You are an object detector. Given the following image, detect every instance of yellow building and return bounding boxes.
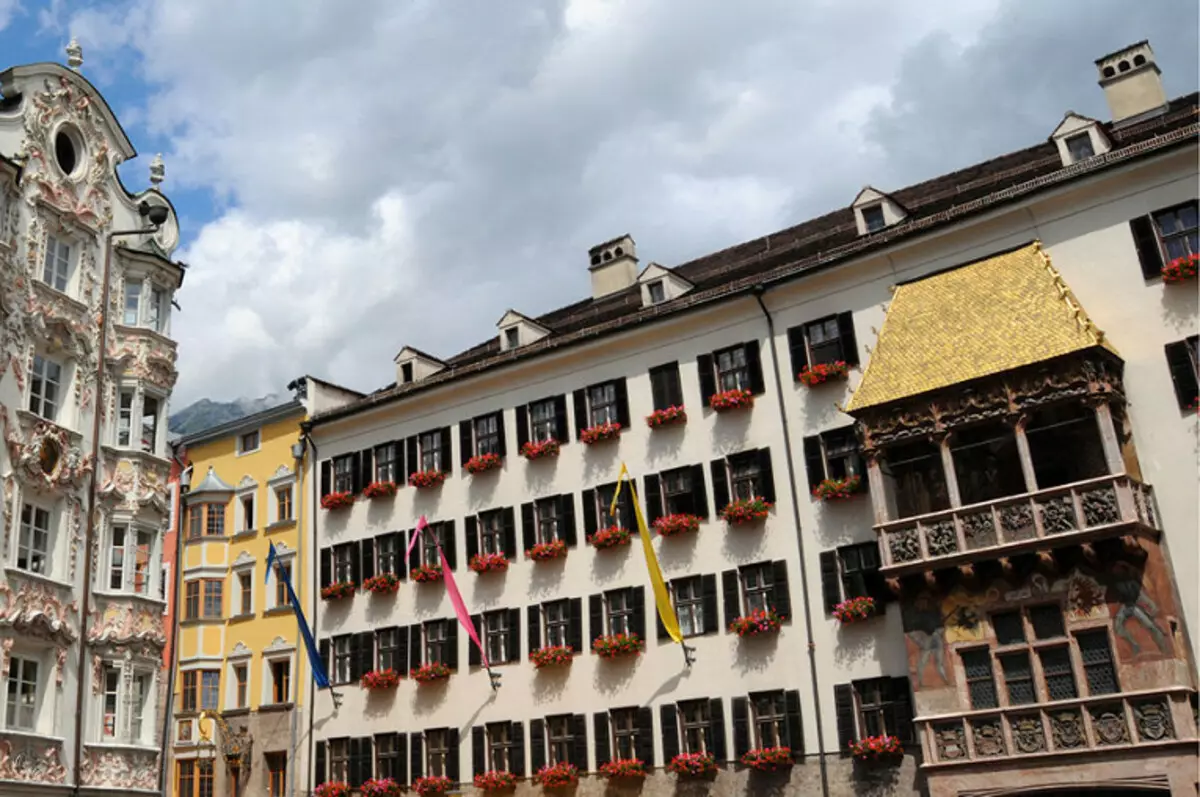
[170,400,309,797]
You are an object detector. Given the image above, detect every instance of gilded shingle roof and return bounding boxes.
[844,241,1115,412]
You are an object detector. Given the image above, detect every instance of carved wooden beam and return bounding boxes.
[1035,549,1058,572]
[886,576,903,596]
[997,557,1014,577]
[1121,534,1147,559]
[957,563,977,583]
[1080,543,1099,566]
[923,571,938,590]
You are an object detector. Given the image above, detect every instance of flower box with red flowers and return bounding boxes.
[362,481,397,499]
[588,525,631,550]
[668,751,717,777]
[363,572,400,595]
[1162,253,1199,283]
[409,469,446,489]
[599,758,646,779]
[592,633,643,659]
[412,775,454,797]
[464,452,503,475]
[473,770,518,792]
[314,783,351,797]
[709,388,754,413]
[526,539,567,562]
[721,497,772,525]
[410,662,451,683]
[653,513,701,537]
[360,668,401,691]
[797,360,849,387]
[410,564,444,583]
[320,581,356,601]
[534,762,579,788]
[320,491,355,511]
[530,644,574,669]
[833,596,877,624]
[850,734,903,762]
[581,421,622,445]
[646,405,687,429]
[813,475,863,502]
[740,745,793,771]
[361,778,403,797]
[520,438,560,461]
[469,553,510,574]
[729,607,784,637]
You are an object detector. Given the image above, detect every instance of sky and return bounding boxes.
[3,0,1197,408]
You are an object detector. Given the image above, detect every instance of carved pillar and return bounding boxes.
[865,450,889,525]
[937,432,962,508]
[1091,400,1125,476]
[1009,414,1039,493]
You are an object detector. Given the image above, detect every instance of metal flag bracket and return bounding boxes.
[330,689,344,710]
[487,670,503,691]
[682,643,697,668]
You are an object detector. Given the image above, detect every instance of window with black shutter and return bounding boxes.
[786,313,860,375]
[332,454,355,493]
[703,341,765,396]
[412,427,451,473]
[802,427,863,491]
[484,722,516,773]
[723,561,790,624]
[465,411,506,459]
[667,574,716,638]
[373,442,401,485]
[1151,200,1199,261]
[468,508,511,559]
[1165,336,1200,410]
[545,714,577,766]
[648,362,684,411]
[716,448,776,505]
[574,378,630,435]
[332,541,359,585]
[536,599,576,650]
[520,396,566,446]
[425,728,450,778]
[646,465,707,523]
[477,609,520,664]
[850,678,914,742]
[818,543,889,613]
[416,520,456,570]
[332,635,352,685]
[660,704,679,763]
[586,482,634,535]
[376,733,404,782]
[748,691,788,748]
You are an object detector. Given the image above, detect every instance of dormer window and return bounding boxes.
[401,362,414,383]
[851,187,906,236]
[647,280,666,305]
[862,205,886,233]
[505,328,519,350]
[1065,132,1095,162]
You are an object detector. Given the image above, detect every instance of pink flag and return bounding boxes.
[413,516,489,669]
[405,517,426,565]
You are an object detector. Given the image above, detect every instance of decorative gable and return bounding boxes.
[497,310,550,352]
[637,262,694,307]
[393,346,445,386]
[851,187,908,236]
[1050,112,1112,166]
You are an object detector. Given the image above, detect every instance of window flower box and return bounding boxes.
[410,564,444,583]
[409,469,446,489]
[813,475,863,502]
[599,758,646,779]
[412,775,454,797]
[520,438,560,460]
[588,525,631,549]
[315,783,351,797]
[360,668,401,691]
[410,662,451,683]
[833,596,877,624]
[721,497,772,525]
[469,552,510,574]
[653,513,701,537]
[320,491,355,511]
[849,734,902,762]
[464,452,503,475]
[473,770,518,792]
[668,751,717,777]
[709,388,753,412]
[363,572,400,595]
[530,644,574,669]
[581,421,622,445]
[729,607,784,637]
[797,360,849,387]
[740,745,793,771]
[526,539,567,562]
[646,405,687,429]
[320,581,356,601]
[533,762,579,788]
[592,633,643,659]
[361,780,403,797]
[362,481,397,499]
[1162,253,1199,283]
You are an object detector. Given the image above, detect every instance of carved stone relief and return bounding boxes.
[0,737,68,784]
[971,719,1006,757]
[1039,495,1076,534]
[1010,715,1046,754]
[1089,704,1130,746]
[1049,708,1085,749]
[1133,699,1174,742]
[79,747,159,791]
[933,722,966,761]
[1081,486,1120,527]
[0,579,80,643]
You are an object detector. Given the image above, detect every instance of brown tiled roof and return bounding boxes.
[312,94,1199,425]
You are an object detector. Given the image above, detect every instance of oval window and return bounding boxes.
[38,437,60,477]
[55,130,78,175]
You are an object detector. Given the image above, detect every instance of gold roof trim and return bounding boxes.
[845,241,1116,413]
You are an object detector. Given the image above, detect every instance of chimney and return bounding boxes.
[588,234,638,300]
[1095,40,1168,126]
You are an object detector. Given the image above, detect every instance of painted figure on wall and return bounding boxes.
[903,592,982,687]
[1108,560,1171,657]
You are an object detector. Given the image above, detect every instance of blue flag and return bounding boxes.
[267,542,330,689]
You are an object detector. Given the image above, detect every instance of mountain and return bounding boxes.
[168,394,287,437]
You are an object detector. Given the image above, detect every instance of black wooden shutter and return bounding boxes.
[507,609,521,663]
[444,621,459,669]
[571,714,588,771]
[772,561,792,619]
[395,625,409,676]
[635,707,655,766]
[573,389,588,439]
[656,598,669,642]
[351,451,364,493]
[471,727,485,775]
[617,489,634,531]
[314,740,327,785]
[469,616,482,667]
[890,677,915,743]
[527,605,542,653]
[394,733,408,785]
[614,378,631,427]
[710,459,730,514]
[803,436,825,492]
[553,395,569,442]
[347,738,361,787]
[819,551,843,615]
[356,632,374,679]
[409,626,423,671]
[745,341,766,395]
[495,411,508,457]
[722,570,741,625]
[836,312,860,366]
[359,449,374,490]
[358,737,374,787]
[521,503,536,552]
[1130,216,1165,279]
[560,495,577,547]
[589,594,604,645]
[360,538,375,582]
[442,520,457,569]
[465,516,479,563]
[649,362,683,409]
[1165,340,1199,409]
[567,598,583,652]
[406,437,419,480]
[348,540,362,585]
[320,461,332,497]
[516,404,530,448]
[630,587,646,640]
[409,732,424,782]
[502,508,517,558]
[397,531,409,580]
[833,683,857,756]
[319,548,332,589]
[529,718,546,773]
[460,421,473,466]
[756,448,776,502]
[701,574,718,635]
[446,728,460,782]
[318,639,331,679]
[439,427,453,472]
[690,464,709,519]
[708,698,727,762]
[593,712,611,767]
[347,634,361,681]
[696,353,716,405]
[660,704,679,763]
[642,474,663,526]
[510,722,526,776]
[581,489,598,539]
[786,326,808,380]
[784,690,804,754]
[731,697,750,759]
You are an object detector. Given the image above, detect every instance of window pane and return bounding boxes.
[1077,630,1119,695]
[992,611,1026,646]
[1039,646,1078,701]
[999,652,1035,705]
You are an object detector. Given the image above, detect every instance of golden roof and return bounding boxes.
[845,241,1115,412]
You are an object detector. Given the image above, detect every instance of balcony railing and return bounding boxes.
[917,686,1196,768]
[876,474,1157,574]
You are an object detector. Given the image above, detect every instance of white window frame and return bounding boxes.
[28,353,66,423]
[233,564,255,618]
[105,520,158,597]
[226,651,252,710]
[269,548,296,609]
[267,470,296,527]
[112,383,166,456]
[237,429,261,456]
[3,649,45,732]
[262,651,295,706]
[120,275,170,333]
[41,233,75,294]
[15,499,56,580]
[236,485,257,534]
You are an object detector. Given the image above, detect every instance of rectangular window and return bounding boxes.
[547,715,572,765]
[375,734,400,780]
[329,739,349,783]
[17,504,51,575]
[237,572,252,615]
[377,628,399,671]
[594,483,629,530]
[861,204,886,233]
[838,543,882,602]
[185,581,201,620]
[806,427,863,487]
[742,563,774,614]
[806,316,845,366]
[662,467,698,516]
[131,529,151,594]
[148,285,166,332]
[140,394,160,454]
[606,589,632,636]
[333,544,355,583]
[1039,646,1078,701]
[182,671,198,712]
[28,355,62,421]
[421,523,447,570]
[999,652,1035,705]
[400,362,414,383]
[679,699,710,754]
[478,510,504,555]
[178,761,195,797]
[200,670,220,711]
[271,660,290,704]
[109,526,126,590]
[1076,629,1120,696]
[505,327,520,349]
[530,399,557,442]
[374,443,399,484]
[333,636,352,684]
[188,505,203,539]
[1153,200,1199,260]
[239,430,260,453]
[267,752,287,797]
[102,665,119,737]
[427,728,449,777]
[714,345,750,392]
[42,236,71,291]
[274,563,291,608]
[535,498,560,545]
[474,414,501,456]
[424,620,448,665]
[960,649,999,710]
[487,722,512,771]
[728,452,763,501]
[587,382,618,426]
[197,760,214,797]
[376,534,399,576]
[1164,336,1200,411]
[647,279,666,304]
[117,389,135,446]
[1065,132,1094,162]
[648,362,683,411]
[275,486,293,521]
[130,671,151,741]
[611,708,637,759]
[544,600,569,647]
[202,580,223,618]
[672,576,704,638]
[483,610,511,664]
[419,431,443,472]
[204,504,224,537]
[751,691,786,747]
[853,679,911,739]
[234,664,248,708]
[241,494,255,531]
[333,455,355,493]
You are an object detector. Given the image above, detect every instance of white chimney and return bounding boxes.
[588,234,638,300]
[1095,40,1168,126]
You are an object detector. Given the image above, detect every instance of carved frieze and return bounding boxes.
[97,454,170,514]
[1,407,93,492]
[0,736,68,784]
[0,579,79,643]
[79,747,159,791]
[971,719,1006,757]
[1133,699,1174,742]
[1089,704,1130,745]
[933,722,967,761]
[88,601,166,650]
[1081,486,1120,527]
[927,520,958,557]
[1049,708,1085,749]
[107,329,178,391]
[1010,715,1046,754]
[1039,495,1076,534]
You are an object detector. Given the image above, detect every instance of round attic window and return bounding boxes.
[54,126,83,176]
[38,437,60,477]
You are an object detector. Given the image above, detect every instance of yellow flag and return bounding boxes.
[612,464,683,644]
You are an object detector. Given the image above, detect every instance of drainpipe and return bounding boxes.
[289,430,306,797]
[752,284,830,797]
[302,421,318,797]
[158,446,191,794]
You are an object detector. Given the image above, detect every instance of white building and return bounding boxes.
[304,42,1197,796]
[0,44,184,795]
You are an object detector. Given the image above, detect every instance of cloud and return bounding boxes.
[64,0,1198,407]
